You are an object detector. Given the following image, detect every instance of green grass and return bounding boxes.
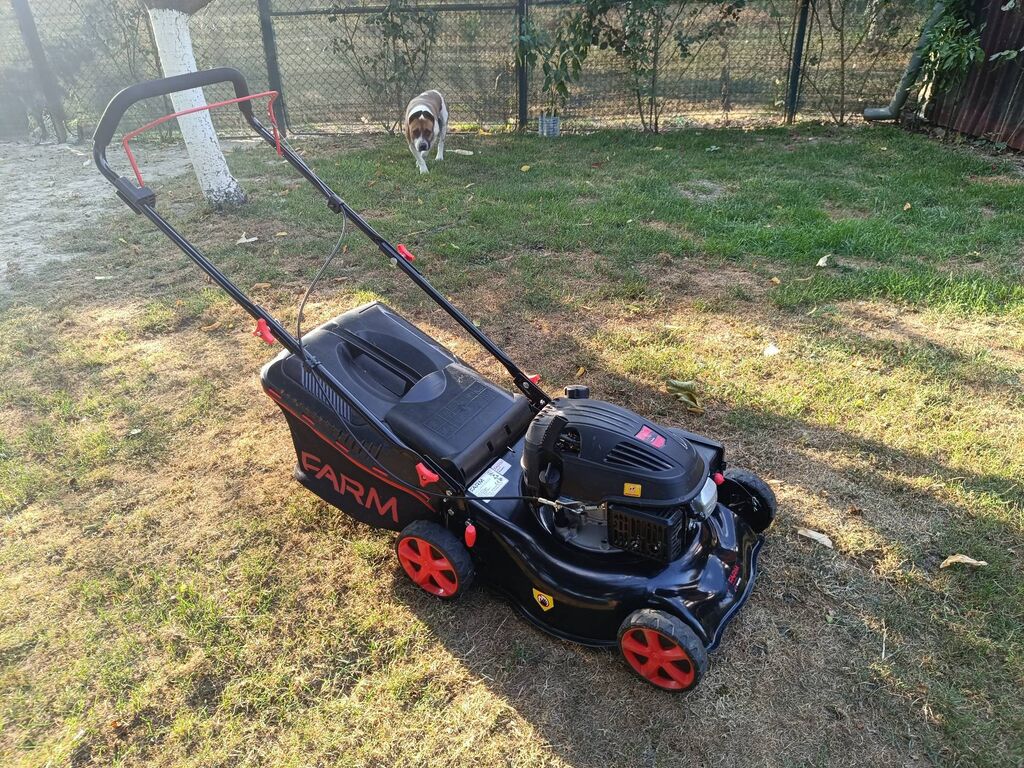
[220,124,1024,316]
[1,124,1022,768]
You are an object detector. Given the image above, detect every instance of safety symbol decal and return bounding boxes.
[532,588,555,611]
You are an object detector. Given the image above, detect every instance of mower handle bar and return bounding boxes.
[93,67,253,155]
[91,67,554,418]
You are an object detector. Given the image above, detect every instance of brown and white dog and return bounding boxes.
[404,90,448,174]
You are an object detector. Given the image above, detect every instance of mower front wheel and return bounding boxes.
[618,609,708,692]
[721,467,777,533]
[396,520,474,599]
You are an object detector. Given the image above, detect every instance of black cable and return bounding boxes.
[297,212,348,359]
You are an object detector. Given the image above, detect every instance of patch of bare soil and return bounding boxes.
[824,201,871,220]
[642,219,698,239]
[0,139,254,290]
[643,254,767,299]
[674,179,727,203]
[968,172,1023,185]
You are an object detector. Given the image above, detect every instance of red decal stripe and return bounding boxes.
[262,387,434,508]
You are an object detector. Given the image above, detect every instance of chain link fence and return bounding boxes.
[0,0,929,141]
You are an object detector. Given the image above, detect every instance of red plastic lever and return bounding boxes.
[712,472,725,486]
[415,462,440,487]
[464,522,477,548]
[253,318,276,344]
[527,373,541,385]
[396,244,416,262]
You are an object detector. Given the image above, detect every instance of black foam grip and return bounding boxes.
[93,67,252,152]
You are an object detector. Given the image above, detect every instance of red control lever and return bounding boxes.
[253,318,276,344]
[396,244,416,262]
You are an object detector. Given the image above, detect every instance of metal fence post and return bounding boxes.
[785,0,811,124]
[10,0,68,142]
[256,0,289,135]
[515,0,528,130]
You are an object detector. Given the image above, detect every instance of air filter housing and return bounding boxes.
[607,503,686,561]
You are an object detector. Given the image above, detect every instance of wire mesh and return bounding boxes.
[527,0,797,128]
[0,0,927,140]
[268,0,519,133]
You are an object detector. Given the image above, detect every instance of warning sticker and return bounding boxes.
[468,457,512,498]
[532,588,555,611]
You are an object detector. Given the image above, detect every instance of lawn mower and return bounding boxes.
[93,68,776,692]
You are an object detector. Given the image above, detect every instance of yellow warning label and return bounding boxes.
[532,588,555,611]
[623,482,642,497]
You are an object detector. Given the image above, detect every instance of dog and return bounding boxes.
[404,90,447,174]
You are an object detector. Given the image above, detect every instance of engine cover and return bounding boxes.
[523,397,707,506]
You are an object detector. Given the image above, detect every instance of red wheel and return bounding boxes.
[618,609,708,692]
[395,520,473,599]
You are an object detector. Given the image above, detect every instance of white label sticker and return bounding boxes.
[468,457,512,498]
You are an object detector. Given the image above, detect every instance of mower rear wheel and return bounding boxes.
[618,609,707,692]
[396,520,474,599]
[721,467,777,533]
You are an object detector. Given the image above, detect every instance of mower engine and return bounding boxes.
[522,388,721,563]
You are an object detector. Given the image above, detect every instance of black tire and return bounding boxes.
[617,609,708,692]
[720,467,777,533]
[395,520,474,599]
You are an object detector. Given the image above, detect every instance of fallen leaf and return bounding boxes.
[798,528,834,548]
[236,233,258,244]
[201,320,222,332]
[653,146,664,151]
[576,366,586,377]
[816,254,831,268]
[127,428,142,436]
[465,183,475,189]
[94,275,115,281]
[763,343,781,357]
[521,164,531,172]
[666,379,703,414]
[705,145,720,152]
[450,148,474,156]
[769,276,781,285]
[252,282,272,290]
[274,231,288,237]
[903,202,912,211]
[940,554,988,569]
